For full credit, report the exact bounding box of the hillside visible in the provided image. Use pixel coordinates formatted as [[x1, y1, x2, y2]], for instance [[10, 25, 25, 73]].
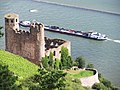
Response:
[[0, 50, 39, 79]]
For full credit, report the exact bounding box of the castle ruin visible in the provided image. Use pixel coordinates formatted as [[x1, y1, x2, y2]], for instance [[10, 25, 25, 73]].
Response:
[[4, 13, 71, 64]]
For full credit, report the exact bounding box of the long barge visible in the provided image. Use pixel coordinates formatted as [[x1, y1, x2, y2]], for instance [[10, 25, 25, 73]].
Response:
[[19, 21, 108, 41], [44, 26, 107, 41]]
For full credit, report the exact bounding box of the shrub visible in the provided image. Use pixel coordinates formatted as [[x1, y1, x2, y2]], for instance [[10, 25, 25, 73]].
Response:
[[92, 83, 108, 90], [75, 56, 85, 69], [86, 63, 94, 68]]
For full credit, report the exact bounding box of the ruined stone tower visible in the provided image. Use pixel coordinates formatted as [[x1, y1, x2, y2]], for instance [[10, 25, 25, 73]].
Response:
[[4, 13, 71, 65], [5, 13, 19, 51], [4, 13, 45, 64]]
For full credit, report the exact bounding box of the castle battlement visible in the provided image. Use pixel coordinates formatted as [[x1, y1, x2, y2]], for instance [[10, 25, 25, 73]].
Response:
[[4, 13, 70, 65]]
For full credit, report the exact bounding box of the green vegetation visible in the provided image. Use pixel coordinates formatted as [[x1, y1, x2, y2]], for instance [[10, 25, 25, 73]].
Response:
[[64, 77, 91, 90], [0, 50, 39, 79], [86, 63, 94, 68], [92, 73, 120, 90], [61, 46, 73, 69], [49, 52, 54, 68], [24, 68, 67, 90], [0, 64, 20, 90], [66, 70, 93, 78], [0, 47, 119, 90], [0, 26, 4, 38], [42, 47, 73, 70], [75, 56, 85, 69]]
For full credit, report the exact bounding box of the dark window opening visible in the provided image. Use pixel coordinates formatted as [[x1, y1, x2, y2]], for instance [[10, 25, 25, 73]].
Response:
[[5, 19, 9, 23], [55, 58, 56, 61], [11, 19, 14, 23], [53, 51, 56, 56], [59, 51, 61, 53], [16, 19, 17, 22]]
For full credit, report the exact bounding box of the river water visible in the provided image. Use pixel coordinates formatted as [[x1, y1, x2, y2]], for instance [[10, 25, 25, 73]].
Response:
[[0, 0, 120, 86]]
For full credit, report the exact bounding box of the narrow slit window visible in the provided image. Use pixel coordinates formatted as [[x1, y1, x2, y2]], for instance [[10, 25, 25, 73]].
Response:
[[54, 51, 56, 56]]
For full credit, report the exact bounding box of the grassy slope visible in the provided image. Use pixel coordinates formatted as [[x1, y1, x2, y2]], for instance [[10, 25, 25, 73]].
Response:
[[0, 50, 39, 79], [65, 70, 93, 78]]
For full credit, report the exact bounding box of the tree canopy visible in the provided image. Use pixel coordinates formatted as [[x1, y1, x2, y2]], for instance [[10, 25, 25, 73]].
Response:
[[0, 26, 4, 38], [0, 64, 19, 90], [75, 56, 85, 69], [61, 46, 73, 69], [28, 68, 67, 90]]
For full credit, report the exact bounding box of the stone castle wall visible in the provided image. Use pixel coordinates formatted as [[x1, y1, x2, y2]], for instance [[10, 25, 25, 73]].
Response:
[[45, 41, 71, 60], [80, 68, 100, 87], [6, 24, 45, 64], [5, 13, 45, 64], [4, 13, 71, 64]]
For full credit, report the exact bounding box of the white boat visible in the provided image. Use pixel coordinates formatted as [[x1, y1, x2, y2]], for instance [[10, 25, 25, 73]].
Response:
[[29, 9, 38, 13], [19, 21, 31, 27]]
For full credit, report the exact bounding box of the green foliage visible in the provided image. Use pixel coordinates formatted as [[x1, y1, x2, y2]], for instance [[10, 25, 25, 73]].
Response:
[[0, 50, 39, 79], [0, 26, 4, 38], [0, 64, 20, 90], [111, 86, 120, 90], [102, 78, 112, 88], [41, 55, 49, 69], [42, 47, 73, 70], [92, 83, 108, 90], [61, 47, 73, 69], [61, 46, 69, 69], [97, 73, 120, 90], [28, 68, 67, 90], [64, 77, 89, 90], [42, 52, 55, 70], [49, 52, 54, 68], [86, 63, 94, 68], [54, 58, 60, 70], [66, 56, 73, 69], [67, 70, 93, 78], [75, 56, 85, 69]]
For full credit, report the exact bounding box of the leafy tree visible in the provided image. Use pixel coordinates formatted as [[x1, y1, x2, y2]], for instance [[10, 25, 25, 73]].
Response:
[[59, 61, 62, 70], [61, 47, 73, 69], [54, 58, 60, 70], [41, 55, 49, 69], [92, 83, 108, 90], [49, 52, 54, 68], [61, 47, 69, 69], [0, 26, 4, 38], [29, 68, 67, 90], [102, 78, 112, 88], [0, 64, 19, 90], [75, 56, 85, 69], [86, 63, 94, 68], [67, 56, 73, 69], [64, 77, 86, 90]]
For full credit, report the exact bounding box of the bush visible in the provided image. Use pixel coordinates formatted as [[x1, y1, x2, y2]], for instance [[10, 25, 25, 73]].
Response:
[[92, 83, 108, 90], [75, 56, 85, 69], [102, 78, 112, 88], [0, 26, 4, 38], [86, 63, 94, 68], [0, 64, 20, 90]]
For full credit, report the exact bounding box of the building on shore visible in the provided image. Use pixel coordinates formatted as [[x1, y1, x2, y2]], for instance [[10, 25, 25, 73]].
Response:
[[4, 13, 71, 64]]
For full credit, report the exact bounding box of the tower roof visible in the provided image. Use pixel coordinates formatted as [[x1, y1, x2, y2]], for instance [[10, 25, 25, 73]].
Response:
[[4, 13, 19, 19]]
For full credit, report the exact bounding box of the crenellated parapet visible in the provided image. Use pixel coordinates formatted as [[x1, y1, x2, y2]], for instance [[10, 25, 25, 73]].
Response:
[[4, 13, 45, 64], [4, 13, 71, 65]]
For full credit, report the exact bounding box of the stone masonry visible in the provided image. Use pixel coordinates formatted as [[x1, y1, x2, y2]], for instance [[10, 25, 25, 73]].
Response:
[[4, 13, 71, 64]]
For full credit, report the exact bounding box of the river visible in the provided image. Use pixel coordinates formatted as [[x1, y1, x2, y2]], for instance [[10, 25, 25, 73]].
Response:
[[0, 0, 120, 86]]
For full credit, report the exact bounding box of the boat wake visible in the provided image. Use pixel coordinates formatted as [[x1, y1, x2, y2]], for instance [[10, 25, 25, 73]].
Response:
[[107, 38, 120, 44], [33, 0, 120, 16], [29, 9, 38, 13]]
